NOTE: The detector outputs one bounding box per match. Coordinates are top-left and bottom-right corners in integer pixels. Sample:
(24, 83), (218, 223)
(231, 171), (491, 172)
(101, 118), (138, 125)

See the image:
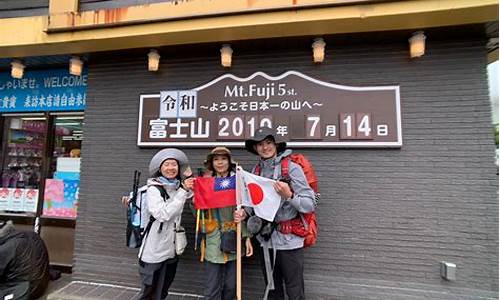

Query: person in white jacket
(138, 148), (194, 300)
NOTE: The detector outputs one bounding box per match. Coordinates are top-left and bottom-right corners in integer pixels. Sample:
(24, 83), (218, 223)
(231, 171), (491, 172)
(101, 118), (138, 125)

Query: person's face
(160, 159), (179, 179)
(254, 138), (277, 159)
(213, 155), (230, 176)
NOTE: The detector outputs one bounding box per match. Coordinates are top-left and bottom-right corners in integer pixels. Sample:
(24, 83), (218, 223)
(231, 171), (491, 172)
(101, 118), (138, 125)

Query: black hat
(244, 127), (287, 155)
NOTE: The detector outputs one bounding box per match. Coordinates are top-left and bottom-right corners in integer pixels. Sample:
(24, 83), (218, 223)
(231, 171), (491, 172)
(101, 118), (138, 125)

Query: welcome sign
(138, 71), (402, 148)
(0, 68), (87, 112)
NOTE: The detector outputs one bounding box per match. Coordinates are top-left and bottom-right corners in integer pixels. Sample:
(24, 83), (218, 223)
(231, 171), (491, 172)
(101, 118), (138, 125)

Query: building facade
(0, 0), (498, 298)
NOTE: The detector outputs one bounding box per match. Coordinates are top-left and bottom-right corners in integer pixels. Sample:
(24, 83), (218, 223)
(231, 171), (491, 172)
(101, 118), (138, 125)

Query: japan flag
(236, 167), (281, 222)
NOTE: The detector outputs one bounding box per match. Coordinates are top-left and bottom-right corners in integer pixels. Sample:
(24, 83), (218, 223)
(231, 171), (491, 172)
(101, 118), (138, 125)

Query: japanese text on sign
(138, 71), (401, 148)
(0, 69), (87, 112)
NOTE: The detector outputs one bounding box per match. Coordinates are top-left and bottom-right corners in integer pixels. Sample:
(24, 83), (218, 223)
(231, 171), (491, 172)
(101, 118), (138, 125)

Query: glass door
(42, 115), (84, 219)
(0, 116), (46, 215)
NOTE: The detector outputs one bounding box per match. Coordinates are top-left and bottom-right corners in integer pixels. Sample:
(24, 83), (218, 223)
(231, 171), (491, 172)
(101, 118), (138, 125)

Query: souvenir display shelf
(0, 113), (83, 268)
(0, 119), (45, 216)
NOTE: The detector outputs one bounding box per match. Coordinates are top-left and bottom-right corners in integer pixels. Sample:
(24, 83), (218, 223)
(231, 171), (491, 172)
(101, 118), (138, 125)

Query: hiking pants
(204, 260), (237, 300)
(138, 258), (178, 300)
(259, 247), (305, 300)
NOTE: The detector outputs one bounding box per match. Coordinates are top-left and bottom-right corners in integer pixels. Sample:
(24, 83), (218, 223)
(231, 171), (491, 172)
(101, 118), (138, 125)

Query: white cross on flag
(236, 167), (281, 222)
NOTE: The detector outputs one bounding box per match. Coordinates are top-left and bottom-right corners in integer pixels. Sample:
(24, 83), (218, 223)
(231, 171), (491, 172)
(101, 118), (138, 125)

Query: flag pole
(236, 165), (242, 300)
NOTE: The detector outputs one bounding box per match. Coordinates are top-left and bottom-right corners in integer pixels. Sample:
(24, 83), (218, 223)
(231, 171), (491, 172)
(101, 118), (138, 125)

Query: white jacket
(138, 179), (191, 263)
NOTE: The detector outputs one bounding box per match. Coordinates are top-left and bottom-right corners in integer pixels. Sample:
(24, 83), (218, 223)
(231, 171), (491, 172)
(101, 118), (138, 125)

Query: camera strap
(262, 241), (277, 300)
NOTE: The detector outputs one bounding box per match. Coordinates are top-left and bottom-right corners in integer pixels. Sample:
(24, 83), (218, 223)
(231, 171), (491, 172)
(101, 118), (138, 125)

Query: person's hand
(245, 238), (253, 257)
(121, 196), (130, 207)
(183, 177), (195, 191)
(274, 181), (293, 199)
(233, 209), (246, 223)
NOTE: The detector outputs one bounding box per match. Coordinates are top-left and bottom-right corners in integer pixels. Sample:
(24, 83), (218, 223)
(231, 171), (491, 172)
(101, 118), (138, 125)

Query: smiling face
(254, 137), (277, 160)
(212, 155), (230, 177)
(160, 159), (179, 179)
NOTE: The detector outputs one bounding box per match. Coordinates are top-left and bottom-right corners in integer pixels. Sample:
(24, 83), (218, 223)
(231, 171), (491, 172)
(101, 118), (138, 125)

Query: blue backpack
(126, 185), (168, 248)
(126, 185), (147, 248)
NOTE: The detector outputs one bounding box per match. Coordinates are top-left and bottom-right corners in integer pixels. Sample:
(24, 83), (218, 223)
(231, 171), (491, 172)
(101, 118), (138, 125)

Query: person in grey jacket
(138, 148), (194, 300)
(242, 127), (315, 300)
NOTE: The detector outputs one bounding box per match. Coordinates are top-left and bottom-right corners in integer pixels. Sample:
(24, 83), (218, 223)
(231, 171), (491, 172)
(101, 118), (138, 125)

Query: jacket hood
(147, 178), (181, 191)
(260, 149), (292, 163)
(276, 149), (292, 162)
(258, 149), (292, 173)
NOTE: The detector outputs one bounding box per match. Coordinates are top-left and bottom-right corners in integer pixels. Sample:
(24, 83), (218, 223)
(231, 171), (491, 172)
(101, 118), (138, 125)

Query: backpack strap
(136, 189), (147, 231)
(281, 157), (290, 180)
(139, 185), (170, 260)
(280, 157), (307, 228)
(143, 185), (169, 236)
(153, 184), (168, 201)
(255, 158), (289, 179)
(139, 215), (156, 261)
(254, 164), (261, 176)
(153, 185), (169, 232)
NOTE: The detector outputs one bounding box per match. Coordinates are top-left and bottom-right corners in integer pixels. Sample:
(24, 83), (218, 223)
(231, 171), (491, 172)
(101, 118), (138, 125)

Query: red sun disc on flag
(247, 183), (264, 205)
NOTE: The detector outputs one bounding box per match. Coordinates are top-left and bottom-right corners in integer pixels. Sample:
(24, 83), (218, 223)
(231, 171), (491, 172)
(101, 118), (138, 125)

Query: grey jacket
(138, 178), (192, 263)
(252, 149), (315, 250)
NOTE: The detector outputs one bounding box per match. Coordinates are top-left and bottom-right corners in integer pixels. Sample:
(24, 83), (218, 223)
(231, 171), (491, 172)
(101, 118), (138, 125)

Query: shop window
(0, 113), (84, 267)
(43, 116), (84, 219)
(0, 117), (46, 214)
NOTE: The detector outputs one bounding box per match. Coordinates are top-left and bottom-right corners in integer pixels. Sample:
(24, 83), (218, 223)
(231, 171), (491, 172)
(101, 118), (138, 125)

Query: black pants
(204, 260), (237, 300)
(259, 247), (305, 300)
(138, 258), (178, 300)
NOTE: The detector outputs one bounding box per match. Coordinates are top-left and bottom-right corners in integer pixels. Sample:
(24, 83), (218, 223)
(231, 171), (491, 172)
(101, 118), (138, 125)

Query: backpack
(255, 153), (319, 248)
(126, 185), (168, 248)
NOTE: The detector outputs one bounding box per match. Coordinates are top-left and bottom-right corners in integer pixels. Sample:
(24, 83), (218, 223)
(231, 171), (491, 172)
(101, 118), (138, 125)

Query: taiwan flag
(236, 167), (281, 222)
(194, 175), (236, 209)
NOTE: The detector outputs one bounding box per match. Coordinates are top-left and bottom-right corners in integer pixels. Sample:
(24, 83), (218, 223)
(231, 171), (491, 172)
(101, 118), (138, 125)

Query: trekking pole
(194, 168), (203, 252)
(131, 170), (137, 208)
(131, 170), (141, 210)
(194, 209), (200, 251)
(135, 171), (141, 228)
(200, 211), (206, 262)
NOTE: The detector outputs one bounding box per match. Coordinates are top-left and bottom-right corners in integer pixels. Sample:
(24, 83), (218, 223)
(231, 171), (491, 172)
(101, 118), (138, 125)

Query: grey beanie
(149, 148), (192, 178)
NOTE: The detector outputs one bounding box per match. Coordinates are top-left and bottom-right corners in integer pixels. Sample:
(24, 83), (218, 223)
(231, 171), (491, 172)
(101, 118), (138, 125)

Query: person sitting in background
(0, 220), (50, 300)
